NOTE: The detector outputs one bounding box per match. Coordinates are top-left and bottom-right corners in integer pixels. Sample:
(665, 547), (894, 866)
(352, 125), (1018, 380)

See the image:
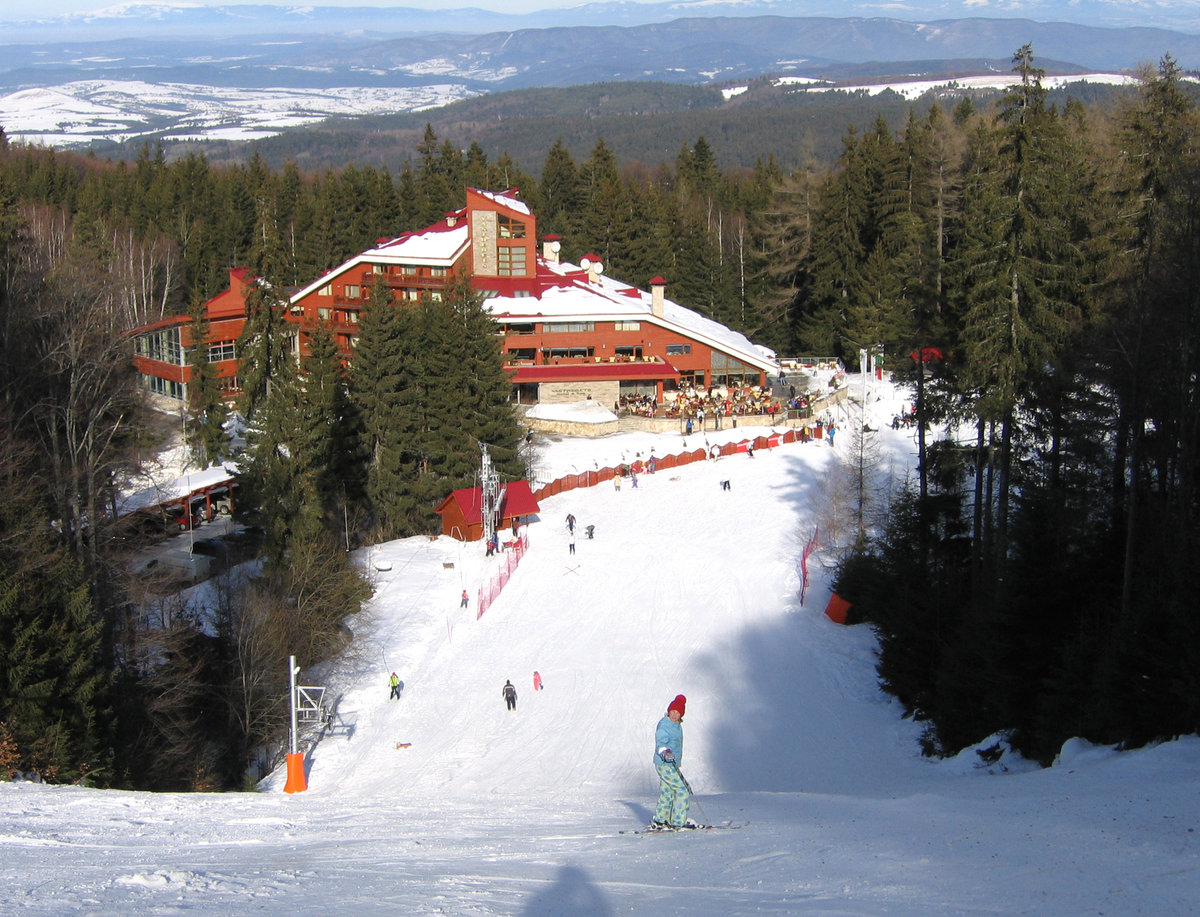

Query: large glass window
(136, 328), (183, 366)
(497, 244), (527, 276)
(666, 344), (691, 356)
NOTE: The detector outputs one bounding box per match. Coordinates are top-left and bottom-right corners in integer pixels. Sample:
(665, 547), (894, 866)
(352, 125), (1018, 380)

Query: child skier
(651, 694), (697, 830)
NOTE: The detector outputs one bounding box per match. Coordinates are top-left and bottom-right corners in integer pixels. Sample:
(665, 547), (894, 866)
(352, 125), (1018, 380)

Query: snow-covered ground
(4, 375), (1200, 915)
(0, 80), (480, 147)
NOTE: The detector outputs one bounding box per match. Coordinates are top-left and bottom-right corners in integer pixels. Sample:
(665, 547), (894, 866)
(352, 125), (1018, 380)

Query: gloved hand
(660, 749), (675, 763)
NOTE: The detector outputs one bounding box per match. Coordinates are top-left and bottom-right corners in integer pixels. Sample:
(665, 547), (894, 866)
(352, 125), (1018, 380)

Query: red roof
(507, 362), (680, 384)
(435, 480), (541, 524)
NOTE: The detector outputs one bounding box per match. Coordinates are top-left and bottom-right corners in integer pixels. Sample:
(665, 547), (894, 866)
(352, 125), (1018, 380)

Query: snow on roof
(290, 223), (469, 302)
(524, 400), (618, 424)
(484, 258), (777, 373)
(471, 187), (531, 216)
(117, 463), (238, 515)
(365, 222), (469, 263)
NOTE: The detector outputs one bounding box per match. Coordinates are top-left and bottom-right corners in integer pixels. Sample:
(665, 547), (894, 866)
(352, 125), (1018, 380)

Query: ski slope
(4, 377), (1200, 915)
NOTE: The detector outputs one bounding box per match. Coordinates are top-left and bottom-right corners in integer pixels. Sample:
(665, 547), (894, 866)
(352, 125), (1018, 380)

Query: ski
(625, 821), (748, 834)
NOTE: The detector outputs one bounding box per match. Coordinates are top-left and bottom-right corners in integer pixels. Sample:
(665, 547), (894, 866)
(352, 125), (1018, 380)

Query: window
(430, 267), (447, 278)
(136, 328), (184, 366)
(207, 340), (236, 362)
(545, 322), (595, 334)
(498, 214), (526, 239)
(400, 265), (417, 275)
(344, 284), (361, 299)
(666, 344), (692, 356)
(318, 284), (332, 296)
(497, 245), (527, 276)
(615, 321), (641, 331)
(317, 307), (332, 321)
(144, 374), (184, 400)
(541, 347), (592, 360)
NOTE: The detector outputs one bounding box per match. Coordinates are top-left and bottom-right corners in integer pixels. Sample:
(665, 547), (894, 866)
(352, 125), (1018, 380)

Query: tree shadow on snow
(519, 864), (612, 917)
(690, 455), (918, 799)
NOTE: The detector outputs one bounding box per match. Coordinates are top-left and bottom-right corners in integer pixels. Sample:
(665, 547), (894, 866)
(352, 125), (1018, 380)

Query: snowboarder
(461, 589), (469, 609)
(533, 671), (543, 692)
(651, 694), (696, 830)
(503, 680), (518, 711)
(585, 524), (595, 540)
(388, 672), (401, 700)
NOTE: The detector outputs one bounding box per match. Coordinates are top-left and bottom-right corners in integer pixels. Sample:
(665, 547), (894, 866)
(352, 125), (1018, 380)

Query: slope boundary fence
(532, 426), (821, 501)
(477, 531), (529, 619)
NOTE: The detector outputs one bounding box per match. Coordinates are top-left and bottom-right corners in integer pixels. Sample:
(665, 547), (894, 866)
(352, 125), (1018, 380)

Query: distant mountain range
(4, 1), (1200, 42)
(1, 8), (1196, 150)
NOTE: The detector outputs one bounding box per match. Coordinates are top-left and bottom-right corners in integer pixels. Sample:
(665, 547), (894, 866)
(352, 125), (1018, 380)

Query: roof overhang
(508, 362), (680, 384)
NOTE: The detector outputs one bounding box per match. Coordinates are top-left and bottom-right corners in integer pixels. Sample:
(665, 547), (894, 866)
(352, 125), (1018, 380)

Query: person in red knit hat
(650, 694), (697, 830)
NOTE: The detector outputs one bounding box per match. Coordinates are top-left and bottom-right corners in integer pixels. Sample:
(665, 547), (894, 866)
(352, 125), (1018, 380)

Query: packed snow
(4, 374), (1200, 915)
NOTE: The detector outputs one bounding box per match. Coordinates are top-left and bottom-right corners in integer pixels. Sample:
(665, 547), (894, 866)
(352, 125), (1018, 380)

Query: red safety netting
(477, 532), (529, 619)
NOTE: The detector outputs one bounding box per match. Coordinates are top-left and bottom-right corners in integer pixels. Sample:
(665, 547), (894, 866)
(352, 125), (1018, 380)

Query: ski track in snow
(4, 376), (1200, 915)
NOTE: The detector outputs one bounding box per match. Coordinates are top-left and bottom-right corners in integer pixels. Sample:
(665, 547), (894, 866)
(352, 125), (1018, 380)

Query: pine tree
(349, 280), (412, 540)
(954, 45), (1089, 570)
(184, 294), (228, 466)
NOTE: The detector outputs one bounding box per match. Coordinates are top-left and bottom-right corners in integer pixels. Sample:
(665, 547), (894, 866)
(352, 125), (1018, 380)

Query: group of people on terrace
(666, 386), (782, 422)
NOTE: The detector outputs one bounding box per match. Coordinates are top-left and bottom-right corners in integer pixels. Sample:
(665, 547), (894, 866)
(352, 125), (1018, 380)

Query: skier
(461, 589), (469, 609)
(569, 534), (575, 555)
(651, 694), (697, 830)
(565, 513), (576, 534)
(533, 671), (543, 692)
(388, 672), (401, 701)
(585, 524), (595, 540)
(503, 679), (518, 711)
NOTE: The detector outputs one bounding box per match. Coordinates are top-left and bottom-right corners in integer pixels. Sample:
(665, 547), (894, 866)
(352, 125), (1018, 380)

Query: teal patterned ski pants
(654, 762), (690, 826)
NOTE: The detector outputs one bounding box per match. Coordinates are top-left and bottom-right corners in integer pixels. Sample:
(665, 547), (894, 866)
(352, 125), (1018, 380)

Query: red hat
(667, 695), (686, 718)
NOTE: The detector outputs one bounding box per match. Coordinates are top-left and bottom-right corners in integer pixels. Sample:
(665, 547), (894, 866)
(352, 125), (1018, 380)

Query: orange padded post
(283, 752), (307, 793)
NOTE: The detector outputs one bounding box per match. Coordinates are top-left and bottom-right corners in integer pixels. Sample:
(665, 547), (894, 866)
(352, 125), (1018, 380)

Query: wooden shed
(435, 480), (541, 542)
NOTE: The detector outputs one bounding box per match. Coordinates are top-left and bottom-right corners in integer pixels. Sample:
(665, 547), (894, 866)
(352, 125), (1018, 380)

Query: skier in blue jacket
(651, 694), (696, 829)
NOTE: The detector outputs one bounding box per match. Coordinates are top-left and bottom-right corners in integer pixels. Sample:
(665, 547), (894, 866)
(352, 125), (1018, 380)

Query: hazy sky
(8, 0), (570, 15)
(6, 0), (1200, 27)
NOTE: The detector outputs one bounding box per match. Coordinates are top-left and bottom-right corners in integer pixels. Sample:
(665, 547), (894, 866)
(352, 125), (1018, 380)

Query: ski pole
(672, 762), (710, 826)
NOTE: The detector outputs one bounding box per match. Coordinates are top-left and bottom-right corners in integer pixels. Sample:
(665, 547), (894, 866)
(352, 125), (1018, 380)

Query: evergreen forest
(0, 47), (1197, 788)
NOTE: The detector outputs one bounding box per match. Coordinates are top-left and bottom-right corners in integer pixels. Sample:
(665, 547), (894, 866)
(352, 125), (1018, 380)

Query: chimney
(649, 276), (666, 317)
(580, 254), (603, 285)
(445, 211), (459, 228)
(542, 234), (561, 264)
